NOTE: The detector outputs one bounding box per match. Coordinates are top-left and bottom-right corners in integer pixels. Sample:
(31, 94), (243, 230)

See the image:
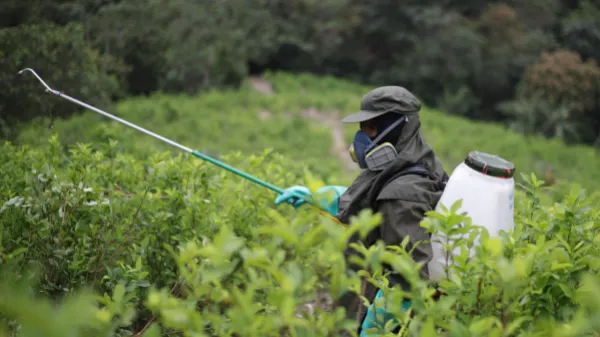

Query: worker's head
(344, 86), (421, 170)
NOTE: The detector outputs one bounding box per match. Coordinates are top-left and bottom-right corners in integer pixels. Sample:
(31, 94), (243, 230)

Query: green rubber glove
(360, 289), (411, 336)
(274, 185), (312, 209)
(274, 185), (347, 216)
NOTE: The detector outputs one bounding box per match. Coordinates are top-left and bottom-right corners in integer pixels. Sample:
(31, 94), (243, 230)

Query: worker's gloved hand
(360, 289), (411, 336)
(274, 186), (312, 209)
(274, 185), (347, 216)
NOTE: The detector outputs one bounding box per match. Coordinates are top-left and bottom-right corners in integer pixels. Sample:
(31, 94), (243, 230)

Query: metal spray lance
(18, 68), (346, 227)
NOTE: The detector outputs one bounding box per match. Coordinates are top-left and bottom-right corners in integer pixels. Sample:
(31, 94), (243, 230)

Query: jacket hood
(337, 113), (446, 222)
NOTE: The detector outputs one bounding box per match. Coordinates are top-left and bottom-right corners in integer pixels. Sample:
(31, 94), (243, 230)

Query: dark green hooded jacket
(335, 103), (448, 328)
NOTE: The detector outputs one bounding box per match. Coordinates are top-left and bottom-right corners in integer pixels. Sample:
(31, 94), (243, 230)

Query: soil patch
(248, 76), (274, 95)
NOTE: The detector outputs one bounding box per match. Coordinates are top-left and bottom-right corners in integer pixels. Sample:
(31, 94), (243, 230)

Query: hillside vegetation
(16, 72), (600, 194)
(5, 1), (600, 336)
(3, 132), (600, 336)
(5, 0), (600, 149)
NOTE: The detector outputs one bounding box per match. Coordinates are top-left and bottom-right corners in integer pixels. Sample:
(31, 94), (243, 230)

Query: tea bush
(2, 136), (600, 336)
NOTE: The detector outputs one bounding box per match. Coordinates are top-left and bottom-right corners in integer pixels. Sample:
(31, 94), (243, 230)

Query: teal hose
(191, 150), (285, 194)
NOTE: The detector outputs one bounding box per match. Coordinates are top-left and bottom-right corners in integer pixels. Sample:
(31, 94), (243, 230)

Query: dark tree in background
(2, 0), (600, 147)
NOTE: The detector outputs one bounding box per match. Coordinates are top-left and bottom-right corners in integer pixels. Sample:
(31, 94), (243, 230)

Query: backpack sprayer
(18, 68), (346, 227)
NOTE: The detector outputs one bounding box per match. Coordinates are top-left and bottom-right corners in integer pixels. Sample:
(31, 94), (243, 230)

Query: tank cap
(464, 151), (515, 178)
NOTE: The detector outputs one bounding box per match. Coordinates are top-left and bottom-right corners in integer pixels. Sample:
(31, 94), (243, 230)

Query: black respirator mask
(348, 114), (408, 171)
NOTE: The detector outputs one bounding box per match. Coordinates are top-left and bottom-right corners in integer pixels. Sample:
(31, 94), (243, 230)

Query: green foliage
(15, 72), (600, 193)
(5, 2), (600, 334)
(3, 136), (600, 336)
(75, 0), (356, 95)
(561, 0), (600, 63)
(500, 49), (600, 145)
(470, 2), (558, 121)
(0, 134), (303, 292)
(523, 50), (600, 113)
(15, 72), (357, 184)
(0, 22), (126, 140)
(5, 0), (600, 148)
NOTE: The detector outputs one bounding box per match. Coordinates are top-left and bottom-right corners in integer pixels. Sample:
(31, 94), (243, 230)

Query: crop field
(2, 73), (600, 336)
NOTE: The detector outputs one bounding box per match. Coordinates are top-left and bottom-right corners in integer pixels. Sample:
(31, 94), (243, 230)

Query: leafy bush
(522, 49), (600, 113)
(0, 135), (306, 335)
(3, 136), (600, 336)
(499, 49), (600, 145)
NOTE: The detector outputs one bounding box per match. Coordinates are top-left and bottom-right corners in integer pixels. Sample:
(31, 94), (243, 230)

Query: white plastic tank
(427, 151), (515, 282)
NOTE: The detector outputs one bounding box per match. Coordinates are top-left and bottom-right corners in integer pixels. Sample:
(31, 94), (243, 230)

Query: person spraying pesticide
(20, 67), (515, 336)
(273, 86), (516, 336)
(274, 86), (449, 335)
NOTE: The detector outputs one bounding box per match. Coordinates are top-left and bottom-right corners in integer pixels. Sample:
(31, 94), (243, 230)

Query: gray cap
(342, 86), (421, 123)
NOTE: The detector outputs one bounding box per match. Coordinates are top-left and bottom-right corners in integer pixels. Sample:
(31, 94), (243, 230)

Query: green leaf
(141, 323), (161, 337)
(551, 263), (573, 271)
(419, 317), (436, 337)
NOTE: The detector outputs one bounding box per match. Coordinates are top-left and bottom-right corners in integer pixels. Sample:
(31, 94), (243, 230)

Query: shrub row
(2, 136), (600, 336)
